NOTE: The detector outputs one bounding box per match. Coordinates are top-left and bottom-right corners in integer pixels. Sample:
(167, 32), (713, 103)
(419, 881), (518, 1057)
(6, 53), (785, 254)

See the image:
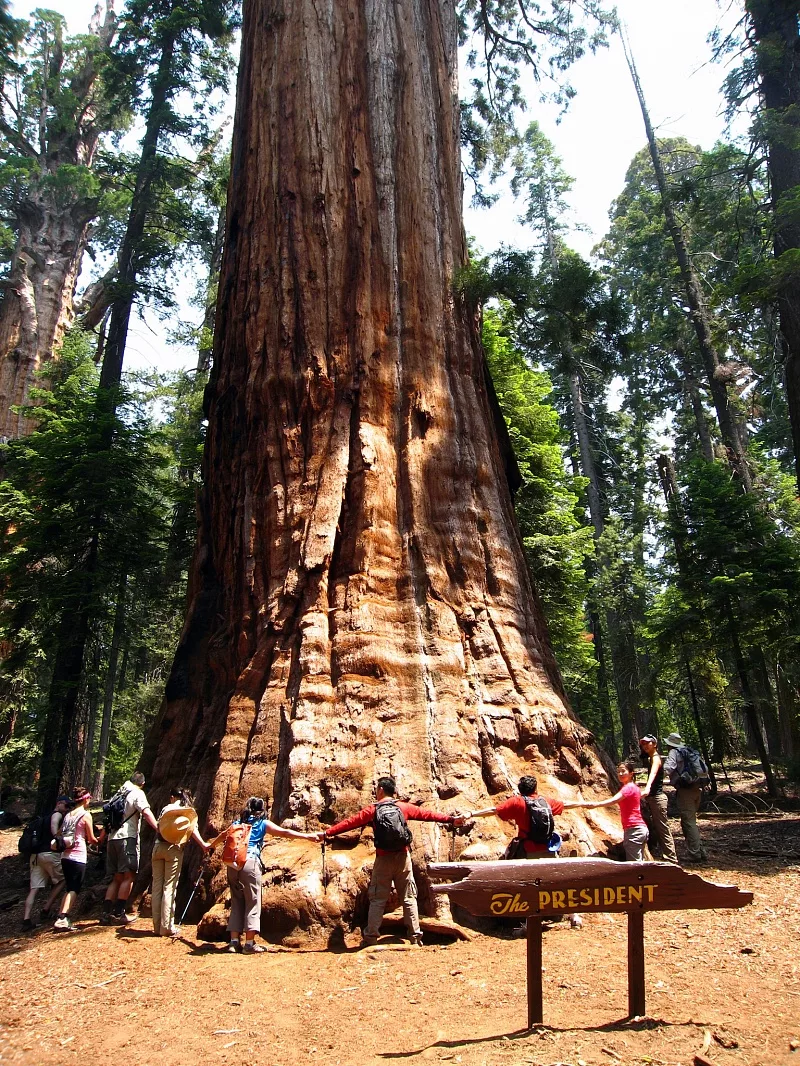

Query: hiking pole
(448, 823), (456, 864)
(321, 835), (328, 893)
(176, 860), (207, 930)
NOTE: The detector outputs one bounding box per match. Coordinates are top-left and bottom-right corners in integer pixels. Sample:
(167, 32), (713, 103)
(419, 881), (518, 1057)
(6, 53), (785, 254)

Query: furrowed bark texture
(0, 201), (92, 439)
(141, 0), (609, 932)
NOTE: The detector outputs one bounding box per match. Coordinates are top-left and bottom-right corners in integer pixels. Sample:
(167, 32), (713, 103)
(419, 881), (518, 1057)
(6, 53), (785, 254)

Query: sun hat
(664, 732), (684, 749)
(158, 806), (198, 846)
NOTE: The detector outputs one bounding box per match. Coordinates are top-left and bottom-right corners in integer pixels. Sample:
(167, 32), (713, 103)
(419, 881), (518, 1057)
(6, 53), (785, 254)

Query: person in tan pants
(639, 735), (678, 865)
(152, 788), (210, 936)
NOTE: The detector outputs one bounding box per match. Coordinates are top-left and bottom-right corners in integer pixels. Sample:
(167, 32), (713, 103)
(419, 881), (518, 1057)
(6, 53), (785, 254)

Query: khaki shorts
(106, 837), (139, 875)
(29, 851), (65, 890)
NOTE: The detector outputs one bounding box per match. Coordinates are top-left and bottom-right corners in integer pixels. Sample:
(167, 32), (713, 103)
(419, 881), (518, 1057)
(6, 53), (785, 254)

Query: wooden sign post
(429, 857), (752, 1027)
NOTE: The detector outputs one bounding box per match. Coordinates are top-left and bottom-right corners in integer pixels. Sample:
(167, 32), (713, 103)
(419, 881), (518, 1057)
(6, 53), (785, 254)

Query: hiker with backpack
(151, 787), (211, 937)
(315, 776), (466, 948)
(466, 775), (567, 860)
(53, 787), (101, 931)
(569, 761), (649, 861)
(20, 795), (69, 932)
(100, 771), (159, 925)
(465, 776), (582, 930)
(209, 795), (317, 954)
(663, 732), (710, 865)
(639, 734), (678, 865)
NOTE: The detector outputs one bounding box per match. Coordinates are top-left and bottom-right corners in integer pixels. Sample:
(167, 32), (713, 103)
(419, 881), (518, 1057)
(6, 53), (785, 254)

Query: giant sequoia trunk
(141, 0), (610, 933)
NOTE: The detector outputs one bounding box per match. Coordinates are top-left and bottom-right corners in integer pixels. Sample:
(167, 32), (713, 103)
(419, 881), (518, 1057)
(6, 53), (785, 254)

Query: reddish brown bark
(141, 0), (609, 930)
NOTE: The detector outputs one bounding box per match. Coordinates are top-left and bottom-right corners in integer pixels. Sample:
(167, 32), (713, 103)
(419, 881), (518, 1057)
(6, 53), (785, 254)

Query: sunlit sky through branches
(14, 0), (744, 374)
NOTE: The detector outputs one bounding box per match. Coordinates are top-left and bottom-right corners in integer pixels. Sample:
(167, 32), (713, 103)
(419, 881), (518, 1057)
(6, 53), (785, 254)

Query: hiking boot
(21, 918), (34, 933)
(227, 940), (241, 953)
(569, 915), (583, 929)
(53, 916), (73, 931)
(411, 934), (424, 947)
(243, 942), (265, 954)
(98, 912), (116, 926)
(360, 934), (379, 948)
(115, 911), (137, 925)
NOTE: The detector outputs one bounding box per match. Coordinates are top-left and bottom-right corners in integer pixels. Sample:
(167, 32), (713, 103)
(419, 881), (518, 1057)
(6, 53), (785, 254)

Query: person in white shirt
(100, 771), (158, 925)
(21, 796), (69, 932)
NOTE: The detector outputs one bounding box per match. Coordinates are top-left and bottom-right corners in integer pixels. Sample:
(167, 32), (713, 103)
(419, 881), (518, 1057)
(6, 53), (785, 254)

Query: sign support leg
(526, 917), (543, 1027)
(627, 910), (646, 1018)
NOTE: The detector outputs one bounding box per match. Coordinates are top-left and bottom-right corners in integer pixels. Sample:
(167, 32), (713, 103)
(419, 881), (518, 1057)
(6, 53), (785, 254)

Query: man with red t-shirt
(467, 775), (582, 929)
(317, 776), (464, 947)
(468, 774), (566, 856)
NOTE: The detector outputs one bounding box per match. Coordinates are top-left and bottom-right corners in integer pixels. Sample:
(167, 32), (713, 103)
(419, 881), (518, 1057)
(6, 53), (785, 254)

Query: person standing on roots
(317, 776), (466, 948)
(101, 771), (159, 925)
(21, 795), (69, 932)
(210, 795), (317, 954)
(54, 788), (101, 931)
(639, 735), (678, 865)
(663, 732), (709, 865)
(569, 762), (649, 861)
(466, 774), (583, 929)
(151, 787), (211, 937)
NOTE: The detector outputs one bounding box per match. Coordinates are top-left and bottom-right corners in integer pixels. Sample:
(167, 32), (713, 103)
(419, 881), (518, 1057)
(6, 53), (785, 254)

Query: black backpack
(18, 813), (52, 856)
(373, 800), (413, 852)
(102, 789), (131, 832)
(522, 796), (554, 845)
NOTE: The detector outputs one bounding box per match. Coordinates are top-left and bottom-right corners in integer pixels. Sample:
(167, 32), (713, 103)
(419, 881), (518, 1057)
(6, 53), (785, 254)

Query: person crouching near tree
(53, 788), (100, 931)
(315, 776), (465, 948)
(570, 762), (649, 862)
(151, 787), (211, 937)
(209, 795), (317, 954)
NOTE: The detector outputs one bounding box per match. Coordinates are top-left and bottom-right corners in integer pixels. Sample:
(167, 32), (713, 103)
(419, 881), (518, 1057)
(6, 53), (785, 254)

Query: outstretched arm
(571, 790), (623, 811)
(465, 807), (497, 819)
(265, 820), (318, 841)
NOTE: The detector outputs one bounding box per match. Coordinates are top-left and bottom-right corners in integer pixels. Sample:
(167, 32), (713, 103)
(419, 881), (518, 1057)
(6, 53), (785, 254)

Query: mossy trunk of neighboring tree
(140, 0), (611, 934)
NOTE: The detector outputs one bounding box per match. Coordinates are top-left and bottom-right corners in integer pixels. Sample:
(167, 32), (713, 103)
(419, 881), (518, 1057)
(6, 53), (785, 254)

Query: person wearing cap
(151, 787), (211, 937)
(639, 734), (678, 865)
(209, 795), (317, 954)
(21, 795), (69, 932)
(663, 732), (708, 864)
(54, 787), (100, 931)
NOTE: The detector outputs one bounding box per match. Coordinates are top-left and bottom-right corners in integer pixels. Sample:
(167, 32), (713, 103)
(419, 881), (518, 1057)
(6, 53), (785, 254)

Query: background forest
(0, 0), (799, 809)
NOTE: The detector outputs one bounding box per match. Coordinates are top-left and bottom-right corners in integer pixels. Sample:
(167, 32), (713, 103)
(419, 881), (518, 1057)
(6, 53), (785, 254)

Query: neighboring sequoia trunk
(141, 0), (610, 933)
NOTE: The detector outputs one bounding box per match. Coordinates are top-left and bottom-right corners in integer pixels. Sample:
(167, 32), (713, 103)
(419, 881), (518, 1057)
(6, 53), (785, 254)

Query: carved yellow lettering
(604, 887), (615, 906)
(510, 893), (529, 914)
(567, 888), (578, 908)
(580, 888), (592, 906)
(538, 891), (551, 910)
(490, 893), (513, 915)
(645, 885), (656, 903)
(629, 885), (642, 903)
(594, 888), (600, 906)
(616, 886), (626, 904)
(552, 891), (566, 910)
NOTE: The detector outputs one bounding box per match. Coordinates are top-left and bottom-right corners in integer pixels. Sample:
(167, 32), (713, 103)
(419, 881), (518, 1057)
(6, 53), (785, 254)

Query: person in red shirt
(467, 774), (583, 930)
(317, 776), (464, 947)
(467, 774), (567, 857)
(570, 761), (649, 861)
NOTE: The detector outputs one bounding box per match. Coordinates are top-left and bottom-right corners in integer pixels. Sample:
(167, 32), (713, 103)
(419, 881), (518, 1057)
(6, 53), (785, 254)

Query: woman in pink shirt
(53, 787), (99, 931)
(572, 761), (649, 862)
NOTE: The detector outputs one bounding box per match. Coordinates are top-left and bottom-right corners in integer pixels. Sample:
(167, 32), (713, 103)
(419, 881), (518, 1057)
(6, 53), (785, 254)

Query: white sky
(14, 0), (744, 373)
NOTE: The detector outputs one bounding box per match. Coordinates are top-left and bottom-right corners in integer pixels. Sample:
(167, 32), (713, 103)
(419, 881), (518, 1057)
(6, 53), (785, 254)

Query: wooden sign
(429, 857), (752, 1025)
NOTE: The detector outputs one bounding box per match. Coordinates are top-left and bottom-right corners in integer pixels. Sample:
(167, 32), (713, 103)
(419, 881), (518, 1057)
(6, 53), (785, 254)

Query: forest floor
(0, 805), (798, 1066)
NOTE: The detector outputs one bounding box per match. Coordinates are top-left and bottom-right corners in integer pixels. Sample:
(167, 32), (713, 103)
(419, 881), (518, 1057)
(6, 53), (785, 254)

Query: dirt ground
(0, 811), (798, 1066)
